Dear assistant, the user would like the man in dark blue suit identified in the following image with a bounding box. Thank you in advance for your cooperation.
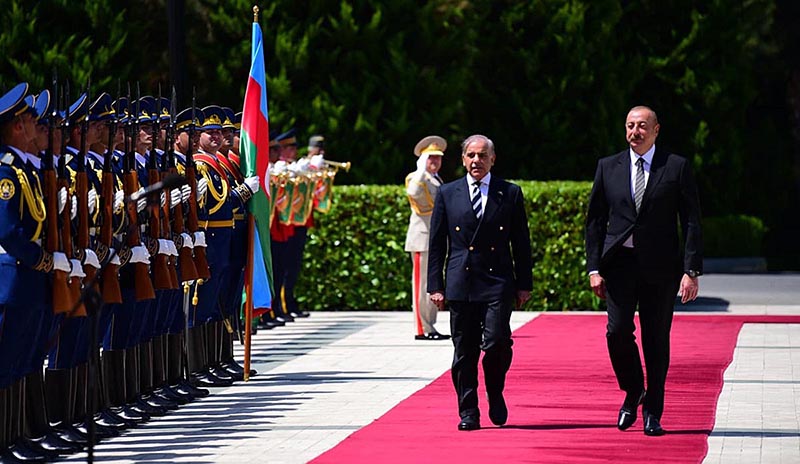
[428,134,533,431]
[585,106,703,436]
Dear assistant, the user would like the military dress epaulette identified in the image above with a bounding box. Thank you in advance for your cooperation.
[1,152,14,165]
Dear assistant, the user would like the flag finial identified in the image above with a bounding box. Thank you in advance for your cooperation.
[253,5,259,22]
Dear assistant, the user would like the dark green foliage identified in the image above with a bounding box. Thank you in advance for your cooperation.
[703,215,767,258]
[295,181,601,311]
[0,0,797,268]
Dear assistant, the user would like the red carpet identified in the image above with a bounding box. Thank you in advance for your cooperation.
[312,314,800,464]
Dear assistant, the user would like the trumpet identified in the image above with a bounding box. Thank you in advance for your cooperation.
[322,159,351,172]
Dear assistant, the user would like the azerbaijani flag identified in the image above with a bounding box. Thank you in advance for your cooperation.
[239,19,272,314]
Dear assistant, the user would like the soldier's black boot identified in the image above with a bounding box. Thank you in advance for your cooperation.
[25,370,82,455]
[190,326,231,388]
[4,378,55,462]
[206,322,234,383]
[126,347,167,418]
[168,332,207,398]
[44,368,87,446]
[103,349,148,424]
[72,364,120,441]
[0,387,8,450]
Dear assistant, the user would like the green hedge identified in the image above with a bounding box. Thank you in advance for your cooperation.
[703,215,767,257]
[295,181,601,312]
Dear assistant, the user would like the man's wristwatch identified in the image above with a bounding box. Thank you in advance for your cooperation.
[686,270,701,278]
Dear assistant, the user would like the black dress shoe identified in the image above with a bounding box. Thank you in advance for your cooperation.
[289,310,310,318]
[488,393,508,426]
[644,413,666,436]
[3,439,54,462]
[177,379,209,398]
[414,332,451,341]
[617,389,646,430]
[30,432,83,454]
[457,416,480,431]
[275,314,295,323]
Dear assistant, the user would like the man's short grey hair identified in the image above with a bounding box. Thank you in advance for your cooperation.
[461,134,495,156]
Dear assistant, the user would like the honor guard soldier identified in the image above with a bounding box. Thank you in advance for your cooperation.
[214,107,254,379]
[191,105,236,387]
[406,136,450,340]
[0,83,75,461]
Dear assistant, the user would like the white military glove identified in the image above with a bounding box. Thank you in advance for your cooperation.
[197,177,208,201]
[244,175,260,194]
[57,187,67,214]
[160,191,166,208]
[180,232,194,249]
[135,187,147,213]
[309,154,325,169]
[296,157,310,170]
[87,189,98,215]
[130,245,150,264]
[53,251,71,273]
[166,240,178,256]
[157,238,172,255]
[416,153,429,173]
[70,196,77,220]
[113,190,125,212]
[170,188,182,208]
[180,184,191,203]
[69,258,86,279]
[193,231,207,248]
[108,248,121,266]
[130,245,151,264]
[272,160,287,173]
[83,249,101,269]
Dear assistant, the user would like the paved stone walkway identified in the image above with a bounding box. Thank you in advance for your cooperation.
[56,274,799,463]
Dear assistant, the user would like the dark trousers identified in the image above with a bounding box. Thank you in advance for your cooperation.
[604,248,679,419]
[284,226,308,314]
[449,298,514,419]
[270,239,290,316]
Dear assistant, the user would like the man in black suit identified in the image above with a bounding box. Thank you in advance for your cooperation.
[585,106,703,436]
[428,134,533,431]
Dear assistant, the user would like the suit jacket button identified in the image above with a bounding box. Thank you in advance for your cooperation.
[489,268,493,272]
[465,266,470,271]
[490,246,495,251]
[468,246,474,251]
[455,226,460,232]
[499,226,504,230]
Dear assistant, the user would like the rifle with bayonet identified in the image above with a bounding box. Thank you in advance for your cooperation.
[184,90,210,280]
[98,92,122,304]
[148,90,176,290]
[159,91,180,287]
[69,80,93,317]
[43,77,72,314]
[166,88,198,282]
[58,83,83,316]
[124,85,156,301]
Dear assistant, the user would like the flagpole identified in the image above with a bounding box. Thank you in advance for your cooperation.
[243,4,260,382]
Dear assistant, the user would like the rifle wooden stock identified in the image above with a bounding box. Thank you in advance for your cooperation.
[59,175,86,318]
[99,170,122,304]
[43,169,72,314]
[184,163,210,280]
[75,170,97,311]
[169,167,198,282]
[124,170,156,301]
[148,167,176,290]
[160,170,180,287]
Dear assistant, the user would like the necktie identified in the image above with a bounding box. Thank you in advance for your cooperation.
[634,157,645,213]
[471,181,482,219]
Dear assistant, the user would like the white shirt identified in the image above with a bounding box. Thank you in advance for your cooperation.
[466,172,491,212]
[622,144,655,248]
